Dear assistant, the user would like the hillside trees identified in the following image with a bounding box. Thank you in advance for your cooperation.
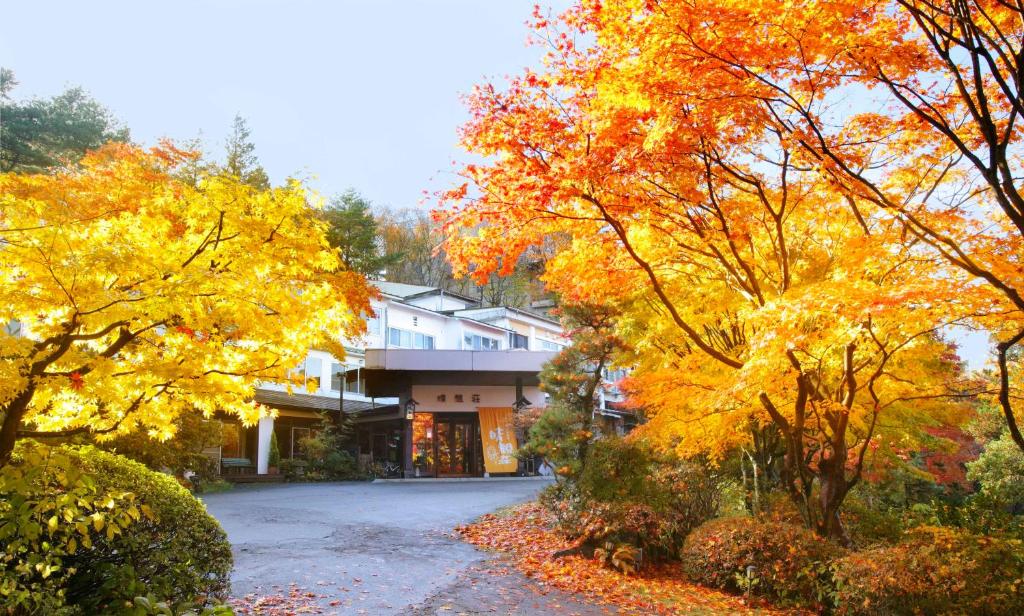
[438,2,977,541]
[0,143,372,466]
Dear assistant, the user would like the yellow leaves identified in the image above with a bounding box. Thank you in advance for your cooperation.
[1,143,373,443]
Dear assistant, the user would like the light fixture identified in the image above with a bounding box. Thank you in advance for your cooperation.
[404,397,419,420]
[513,395,532,411]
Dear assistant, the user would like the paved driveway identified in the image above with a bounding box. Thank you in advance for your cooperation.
[203,479,573,614]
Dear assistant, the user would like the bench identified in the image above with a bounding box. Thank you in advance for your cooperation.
[221,457,255,476]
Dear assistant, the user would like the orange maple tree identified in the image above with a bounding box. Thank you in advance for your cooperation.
[437,1,982,541]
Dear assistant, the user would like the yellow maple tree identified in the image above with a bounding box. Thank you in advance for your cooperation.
[0,143,372,465]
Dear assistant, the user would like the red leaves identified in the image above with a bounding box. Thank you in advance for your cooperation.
[68,372,84,391]
[456,503,798,615]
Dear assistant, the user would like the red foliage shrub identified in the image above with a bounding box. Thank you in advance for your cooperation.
[680,516,843,607]
[830,526,1024,615]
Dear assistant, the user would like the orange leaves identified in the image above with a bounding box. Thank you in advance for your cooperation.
[456,503,797,615]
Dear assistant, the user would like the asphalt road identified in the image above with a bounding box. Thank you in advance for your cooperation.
[202,479,614,615]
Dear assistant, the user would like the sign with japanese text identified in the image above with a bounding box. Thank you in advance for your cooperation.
[478,407,518,473]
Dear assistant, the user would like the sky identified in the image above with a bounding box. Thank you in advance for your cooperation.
[1,0,567,209]
[0,0,993,370]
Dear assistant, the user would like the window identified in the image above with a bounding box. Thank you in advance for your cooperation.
[605,368,629,384]
[330,362,344,391]
[292,356,322,390]
[366,315,381,335]
[388,327,434,349]
[291,427,311,458]
[509,332,529,350]
[464,333,500,350]
[539,339,564,351]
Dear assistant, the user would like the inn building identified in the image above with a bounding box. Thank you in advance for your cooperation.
[216,282,572,478]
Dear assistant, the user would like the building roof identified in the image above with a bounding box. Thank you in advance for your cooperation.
[373,281,480,306]
[254,388,389,415]
[451,305,562,328]
[373,281,437,298]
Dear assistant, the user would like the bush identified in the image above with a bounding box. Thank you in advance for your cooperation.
[278,457,308,481]
[830,526,1024,615]
[99,413,223,488]
[1,442,143,614]
[680,516,843,607]
[61,446,233,613]
[1,443,233,614]
[297,418,360,480]
[551,437,723,561]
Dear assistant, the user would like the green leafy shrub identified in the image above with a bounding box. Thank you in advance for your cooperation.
[297,419,360,480]
[1,442,144,615]
[554,437,723,561]
[60,446,233,613]
[268,431,281,469]
[131,594,234,615]
[0,444,232,614]
[830,526,1024,615]
[278,457,308,481]
[967,432,1024,509]
[680,516,843,607]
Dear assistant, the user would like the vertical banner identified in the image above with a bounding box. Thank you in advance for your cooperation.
[478,407,518,474]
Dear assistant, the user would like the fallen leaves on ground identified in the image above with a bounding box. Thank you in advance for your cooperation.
[230,583,328,615]
[455,503,800,615]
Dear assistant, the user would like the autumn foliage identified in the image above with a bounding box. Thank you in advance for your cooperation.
[435,0,1021,540]
[457,503,796,615]
[0,143,372,465]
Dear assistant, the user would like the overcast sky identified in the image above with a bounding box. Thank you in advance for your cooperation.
[2,0,567,208]
[1,0,992,370]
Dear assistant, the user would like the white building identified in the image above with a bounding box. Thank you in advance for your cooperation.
[219,282,568,478]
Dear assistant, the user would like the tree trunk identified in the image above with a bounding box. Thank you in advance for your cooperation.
[0,388,32,467]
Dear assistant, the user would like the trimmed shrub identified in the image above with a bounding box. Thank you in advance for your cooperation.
[680,516,843,607]
[830,526,1024,615]
[60,446,233,613]
[1,444,232,614]
[1,442,143,615]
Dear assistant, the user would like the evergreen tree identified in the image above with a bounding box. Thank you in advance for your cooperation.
[0,70,129,173]
[322,190,400,277]
[222,114,269,189]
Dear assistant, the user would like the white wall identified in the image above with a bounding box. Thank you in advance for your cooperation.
[405,294,474,312]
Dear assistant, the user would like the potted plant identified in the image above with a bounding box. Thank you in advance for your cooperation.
[268,431,281,474]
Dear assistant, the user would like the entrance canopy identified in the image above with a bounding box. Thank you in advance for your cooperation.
[362,349,556,398]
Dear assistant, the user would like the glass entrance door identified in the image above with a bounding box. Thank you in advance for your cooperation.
[436,417,478,476]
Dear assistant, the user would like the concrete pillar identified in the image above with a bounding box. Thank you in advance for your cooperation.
[256,416,274,475]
